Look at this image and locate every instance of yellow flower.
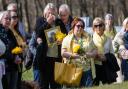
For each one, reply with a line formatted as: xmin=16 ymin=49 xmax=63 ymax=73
xmin=12 ymin=47 xmax=23 ymax=54
xmin=73 ymin=44 xmax=80 ymax=53
xmin=55 ymin=31 xmax=66 ymax=41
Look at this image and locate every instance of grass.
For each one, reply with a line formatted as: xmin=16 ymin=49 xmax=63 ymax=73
xmin=22 ymin=68 xmax=128 ymax=89
xmin=22 ymin=68 xmax=33 ymax=81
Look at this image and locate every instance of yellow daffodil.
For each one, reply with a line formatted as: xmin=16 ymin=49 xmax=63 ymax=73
xmin=12 ymin=47 xmax=23 ymax=54
xmin=55 ymin=31 xmax=66 ymax=41
xmin=73 ymin=44 xmax=80 ymax=53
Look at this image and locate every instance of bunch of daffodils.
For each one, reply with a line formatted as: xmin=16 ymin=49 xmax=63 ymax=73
xmin=12 ymin=47 xmax=23 ymax=54
xmin=55 ymin=31 xmax=66 ymax=41
xmin=73 ymin=44 xmax=85 ymax=55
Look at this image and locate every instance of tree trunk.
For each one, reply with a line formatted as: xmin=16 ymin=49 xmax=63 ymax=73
xmin=24 ymin=0 xmax=30 ymax=32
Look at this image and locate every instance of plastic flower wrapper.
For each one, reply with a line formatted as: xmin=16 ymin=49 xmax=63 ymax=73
xmin=55 ymin=31 xmax=66 ymax=41
xmin=12 ymin=47 xmax=23 ymax=54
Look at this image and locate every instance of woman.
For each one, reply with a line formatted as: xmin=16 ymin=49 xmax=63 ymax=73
xmin=113 ymin=17 xmax=128 ymax=81
xmin=61 ymin=17 xmax=97 ymax=87
xmin=10 ymin=11 xmax=26 ymax=89
xmin=92 ymin=17 xmax=118 ymax=85
xmin=35 ymin=3 xmax=66 ymax=89
xmin=104 ymin=14 xmax=116 ymax=40
xmin=0 ymin=11 xmax=19 ymax=89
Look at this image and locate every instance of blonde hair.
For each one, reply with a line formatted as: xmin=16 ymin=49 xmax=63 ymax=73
xmin=59 ymin=4 xmax=70 ymax=14
xmin=92 ymin=17 xmax=105 ymax=31
xmin=122 ymin=17 xmax=128 ymax=30
xmin=43 ymin=3 xmax=57 ymax=18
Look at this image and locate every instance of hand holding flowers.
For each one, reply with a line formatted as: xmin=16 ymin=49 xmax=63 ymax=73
xmin=73 ymin=44 xmax=85 ymax=55
xmin=12 ymin=47 xmax=23 ymax=54
xmin=55 ymin=31 xmax=66 ymax=45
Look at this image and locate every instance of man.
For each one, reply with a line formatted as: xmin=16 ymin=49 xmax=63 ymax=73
xmin=58 ymin=4 xmax=73 ymax=34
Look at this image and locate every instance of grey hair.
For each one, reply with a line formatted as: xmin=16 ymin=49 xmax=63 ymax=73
xmin=105 ymin=13 xmax=113 ymax=20
xmin=59 ymin=4 xmax=70 ymax=14
xmin=43 ymin=3 xmax=57 ymax=18
xmin=0 ymin=11 xmax=10 ymax=23
xmin=7 ymin=3 xmax=17 ymax=10
xmin=122 ymin=17 xmax=128 ymax=30
xmin=0 ymin=11 xmax=4 ymax=22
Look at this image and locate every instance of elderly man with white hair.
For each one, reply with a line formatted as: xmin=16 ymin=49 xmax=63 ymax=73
xmin=58 ymin=4 xmax=73 ymax=34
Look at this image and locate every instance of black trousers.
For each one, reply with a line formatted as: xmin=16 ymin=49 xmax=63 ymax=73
xmin=39 ymin=57 xmax=61 ymax=89
xmin=93 ymin=64 xmax=107 ymax=85
xmin=2 ymin=75 xmax=9 ymax=89
xmin=17 ymin=64 xmax=23 ymax=89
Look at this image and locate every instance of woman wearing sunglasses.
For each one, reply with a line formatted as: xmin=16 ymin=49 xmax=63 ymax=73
xmin=92 ymin=17 xmax=118 ymax=85
xmin=10 ymin=11 xmax=27 ymax=89
xmin=62 ymin=17 xmax=97 ymax=87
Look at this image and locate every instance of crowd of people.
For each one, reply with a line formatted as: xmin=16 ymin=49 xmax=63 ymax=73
xmin=0 ymin=2 xmax=128 ymax=89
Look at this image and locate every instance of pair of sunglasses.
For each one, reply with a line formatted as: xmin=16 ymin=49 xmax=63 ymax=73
xmin=94 ymin=24 xmax=103 ymax=28
xmin=11 ymin=16 xmax=18 ymax=19
xmin=75 ymin=25 xmax=84 ymax=29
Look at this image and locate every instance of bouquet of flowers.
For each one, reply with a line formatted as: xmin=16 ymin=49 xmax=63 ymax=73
xmin=73 ymin=44 xmax=89 ymax=65
xmin=73 ymin=44 xmax=85 ymax=55
xmin=12 ymin=47 xmax=23 ymax=54
xmin=55 ymin=31 xmax=66 ymax=41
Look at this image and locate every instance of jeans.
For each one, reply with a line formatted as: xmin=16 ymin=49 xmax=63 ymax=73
xmin=33 ymin=69 xmax=41 ymax=85
xmin=6 ymin=71 xmax=18 ymax=89
xmin=121 ymin=59 xmax=128 ymax=80
xmin=80 ymin=70 xmax=93 ymax=87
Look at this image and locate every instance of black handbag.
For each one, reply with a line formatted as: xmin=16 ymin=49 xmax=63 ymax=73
xmin=24 ymin=49 xmax=33 ymax=70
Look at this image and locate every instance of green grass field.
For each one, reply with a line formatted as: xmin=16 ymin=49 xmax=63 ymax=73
xmin=22 ymin=68 xmax=128 ymax=89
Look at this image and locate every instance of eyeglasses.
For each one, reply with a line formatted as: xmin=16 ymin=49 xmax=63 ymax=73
xmin=59 ymin=14 xmax=67 ymax=17
xmin=11 ymin=16 xmax=18 ymax=19
xmin=75 ymin=25 xmax=84 ymax=29
xmin=94 ymin=24 xmax=104 ymax=28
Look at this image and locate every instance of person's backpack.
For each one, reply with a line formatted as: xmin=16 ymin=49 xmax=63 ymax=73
xmin=24 ymin=49 xmax=33 ymax=70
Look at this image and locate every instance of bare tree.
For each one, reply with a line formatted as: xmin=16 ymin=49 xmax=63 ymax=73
xmin=1 ymin=0 xmax=128 ymax=32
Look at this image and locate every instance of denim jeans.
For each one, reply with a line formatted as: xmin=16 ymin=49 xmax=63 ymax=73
xmin=6 ymin=71 xmax=18 ymax=89
xmin=121 ymin=59 xmax=128 ymax=80
xmin=80 ymin=70 xmax=93 ymax=87
xmin=33 ymin=69 xmax=41 ymax=85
